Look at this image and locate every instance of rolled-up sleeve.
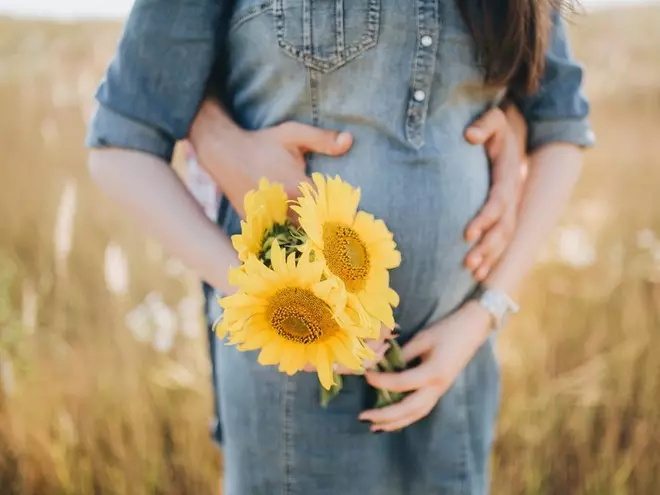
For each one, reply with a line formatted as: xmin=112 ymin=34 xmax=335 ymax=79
xmin=86 ymin=0 xmax=229 ymax=163
xmin=515 ymin=11 xmax=596 ymax=153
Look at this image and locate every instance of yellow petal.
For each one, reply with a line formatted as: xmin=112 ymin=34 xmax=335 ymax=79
xmin=258 ymin=340 xmax=282 ymax=366
xmin=388 ymin=288 xmax=400 ymax=308
xmin=329 ymin=336 xmax=362 ymax=370
xmin=359 ymin=292 xmax=395 ymax=329
xmin=270 ymin=240 xmax=287 ymax=274
xmin=315 ymin=345 xmax=335 ymax=390
xmin=219 ymin=293 xmax=266 ymax=310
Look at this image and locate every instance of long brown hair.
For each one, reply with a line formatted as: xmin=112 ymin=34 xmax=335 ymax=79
xmin=457 ymin=0 xmax=565 ymax=96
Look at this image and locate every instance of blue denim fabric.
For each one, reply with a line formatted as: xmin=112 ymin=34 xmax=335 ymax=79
xmin=87 ymin=1 xmax=594 ymax=493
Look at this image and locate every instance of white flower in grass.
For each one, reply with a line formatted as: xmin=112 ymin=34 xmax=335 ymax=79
xmin=53 ymin=179 xmax=77 ymax=274
xmin=104 ymin=242 xmax=129 ymax=296
xmin=177 ymin=296 xmax=201 ymax=339
xmin=124 ymin=304 xmax=152 ymax=343
xmin=146 ymin=293 xmax=177 ymax=353
xmin=22 ymin=279 xmax=37 ymax=334
xmin=557 ymin=225 xmax=597 ymax=269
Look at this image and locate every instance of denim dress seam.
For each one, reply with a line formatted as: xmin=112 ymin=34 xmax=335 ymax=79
xmin=307 ymin=68 xmax=319 ymax=176
xmin=281 ymin=375 xmax=297 ymax=495
xmin=454 ymin=372 xmax=472 ymax=494
xmin=335 ymin=0 xmax=345 ymax=56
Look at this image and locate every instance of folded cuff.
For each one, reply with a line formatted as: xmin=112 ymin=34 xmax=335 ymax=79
xmin=85 ymin=104 xmax=176 ymax=163
xmin=528 ymin=118 xmax=596 ymax=153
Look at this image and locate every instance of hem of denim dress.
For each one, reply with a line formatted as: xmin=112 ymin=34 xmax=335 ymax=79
xmin=527 ymin=118 xmax=596 ymax=153
xmin=85 ymin=104 xmax=176 ymax=163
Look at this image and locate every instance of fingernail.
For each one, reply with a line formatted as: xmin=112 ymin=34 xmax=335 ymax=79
xmin=467 ymin=255 xmax=482 ymax=269
xmin=336 ymin=132 xmax=352 ymax=146
xmin=466 ymin=230 xmax=480 ymax=242
xmin=468 ymin=127 xmax=484 ymax=141
xmin=371 ymin=429 xmax=383 ymax=435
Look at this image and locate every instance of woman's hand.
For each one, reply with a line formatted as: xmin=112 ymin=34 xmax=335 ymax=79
xmin=358 ymin=301 xmax=491 ymax=432
xmin=189 ymin=99 xmax=353 ymax=218
xmin=464 ymin=105 xmax=528 ymax=281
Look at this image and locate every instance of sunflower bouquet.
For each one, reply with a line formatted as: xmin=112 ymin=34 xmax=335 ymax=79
xmin=214 ymin=174 xmax=405 ymax=407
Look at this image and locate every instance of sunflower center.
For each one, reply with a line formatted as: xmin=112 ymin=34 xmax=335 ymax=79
xmin=268 ymin=287 xmax=339 ymax=344
xmin=322 ymin=222 xmax=370 ymax=292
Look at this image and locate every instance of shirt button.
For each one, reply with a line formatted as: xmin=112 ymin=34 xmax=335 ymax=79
xmin=413 ymin=90 xmax=426 ymax=102
xmin=421 ymin=35 xmax=433 ymax=47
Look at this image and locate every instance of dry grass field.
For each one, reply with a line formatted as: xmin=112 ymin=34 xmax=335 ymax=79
xmin=0 ymin=5 xmax=659 ymax=494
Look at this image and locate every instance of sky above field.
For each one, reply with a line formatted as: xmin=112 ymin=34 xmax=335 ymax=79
xmin=0 ymin=0 xmax=657 ymax=19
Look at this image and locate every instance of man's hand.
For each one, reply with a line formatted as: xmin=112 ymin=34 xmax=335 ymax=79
xmin=188 ymin=99 xmax=353 ymax=218
xmin=464 ymin=105 xmax=528 ymax=281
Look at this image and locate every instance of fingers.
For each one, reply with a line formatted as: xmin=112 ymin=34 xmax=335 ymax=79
xmin=464 ymin=107 xmax=507 ymax=148
xmin=364 ymin=360 xmax=435 ymax=393
xmin=470 ymin=222 xmax=510 ymax=281
xmin=273 ymin=121 xmax=353 ymax=156
xmin=361 ymin=341 xmax=392 ymax=370
xmin=400 ymin=330 xmax=435 ymax=363
xmin=465 ymin=187 xmax=505 ymax=244
xmin=358 ymin=387 xmax=440 ymax=432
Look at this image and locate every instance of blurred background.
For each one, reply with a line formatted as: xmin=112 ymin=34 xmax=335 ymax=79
xmin=0 ymin=0 xmax=659 ymax=493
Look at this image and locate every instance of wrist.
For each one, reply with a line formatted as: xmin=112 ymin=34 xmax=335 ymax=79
xmin=188 ymin=100 xmax=250 ymax=173
xmin=463 ymin=300 xmax=493 ymax=341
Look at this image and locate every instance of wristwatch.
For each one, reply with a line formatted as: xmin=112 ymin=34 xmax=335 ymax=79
xmin=472 ymin=284 xmax=519 ymax=332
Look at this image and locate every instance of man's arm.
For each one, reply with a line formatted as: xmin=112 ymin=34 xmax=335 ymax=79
xmin=86 ymin=0 xmax=230 ymax=162
xmin=89 ymin=149 xmax=239 ymax=294
xmin=86 ymin=0 xmax=237 ymax=293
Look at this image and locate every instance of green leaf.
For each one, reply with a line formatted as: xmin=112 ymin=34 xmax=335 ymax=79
xmin=320 ymin=372 xmax=343 ymax=408
xmin=385 ymin=339 xmax=406 ymax=370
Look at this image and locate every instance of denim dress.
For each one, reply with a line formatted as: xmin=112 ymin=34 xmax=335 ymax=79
xmin=87 ymin=1 xmax=594 ymax=493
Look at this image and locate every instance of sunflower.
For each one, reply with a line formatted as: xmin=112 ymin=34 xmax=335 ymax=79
xmin=215 ymin=241 xmax=374 ymax=390
xmin=292 ymin=174 xmax=401 ymax=336
xmin=231 ymin=178 xmax=289 ymax=262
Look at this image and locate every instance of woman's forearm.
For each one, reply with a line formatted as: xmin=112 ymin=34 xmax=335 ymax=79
xmin=485 ymin=143 xmax=583 ymax=294
xmin=88 ymin=148 xmax=239 ymax=294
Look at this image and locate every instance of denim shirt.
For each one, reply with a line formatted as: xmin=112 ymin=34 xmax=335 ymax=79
xmin=87 ymin=0 xmax=594 ymax=325
xmin=88 ymin=0 xmax=593 ymax=157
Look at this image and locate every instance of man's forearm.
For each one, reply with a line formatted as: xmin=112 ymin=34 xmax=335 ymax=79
xmin=188 ymin=100 xmax=256 ymax=215
xmin=485 ymin=143 xmax=583 ymax=294
xmin=88 ymin=148 xmax=239 ymax=294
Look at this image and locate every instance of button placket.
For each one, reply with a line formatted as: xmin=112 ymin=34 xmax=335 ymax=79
xmin=405 ymin=0 xmax=439 ymax=149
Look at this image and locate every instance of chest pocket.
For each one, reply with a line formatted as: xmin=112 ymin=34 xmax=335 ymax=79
xmin=274 ymin=0 xmax=381 ymax=73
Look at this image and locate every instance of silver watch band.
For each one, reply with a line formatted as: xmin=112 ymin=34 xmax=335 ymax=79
xmin=473 ymin=284 xmax=519 ymax=331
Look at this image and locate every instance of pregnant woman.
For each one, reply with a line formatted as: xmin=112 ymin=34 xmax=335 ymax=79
xmin=86 ymin=0 xmax=593 ymax=493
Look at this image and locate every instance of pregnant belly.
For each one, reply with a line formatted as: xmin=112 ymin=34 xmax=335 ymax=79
xmin=308 ymin=139 xmax=490 ymax=333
